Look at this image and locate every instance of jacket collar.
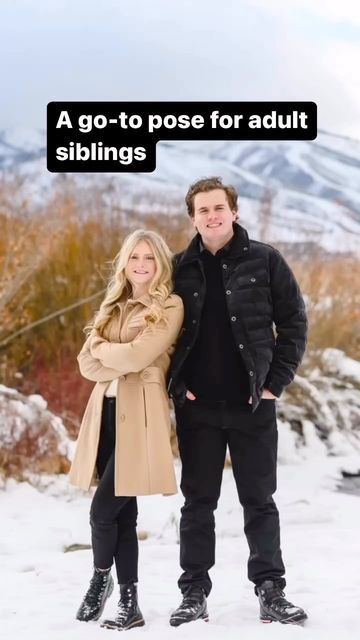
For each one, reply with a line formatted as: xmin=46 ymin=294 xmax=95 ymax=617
xmin=116 ymin=292 xmax=153 ymax=309
xmin=178 ymin=222 xmax=250 ymax=266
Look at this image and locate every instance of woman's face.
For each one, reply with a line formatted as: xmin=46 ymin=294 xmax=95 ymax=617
xmin=125 ymin=240 xmax=156 ymax=291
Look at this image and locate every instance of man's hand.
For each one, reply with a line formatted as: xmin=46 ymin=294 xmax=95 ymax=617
xmin=248 ymin=388 xmax=278 ymax=404
xmin=186 ymin=390 xmax=196 ymax=400
xmin=261 ymin=388 xmax=278 ymax=399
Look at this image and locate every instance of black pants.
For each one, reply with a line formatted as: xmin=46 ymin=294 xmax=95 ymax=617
xmin=175 ymin=398 xmax=285 ymax=596
xmin=90 ymin=397 xmax=138 ymax=585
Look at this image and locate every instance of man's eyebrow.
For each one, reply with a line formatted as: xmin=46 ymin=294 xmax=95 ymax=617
xmin=198 ymin=204 xmax=225 ymax=211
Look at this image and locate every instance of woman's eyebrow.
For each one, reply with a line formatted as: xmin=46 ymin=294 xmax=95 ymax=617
xmin=130 ymin=253 xmax=154 ymax=257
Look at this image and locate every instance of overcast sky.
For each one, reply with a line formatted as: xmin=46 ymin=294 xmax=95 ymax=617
xmin=1 ymin=0 xmax=359 ymax=139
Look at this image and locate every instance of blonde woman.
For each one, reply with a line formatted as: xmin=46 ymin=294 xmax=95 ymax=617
xmin=69 ymin=230 xmax=183 ymax=630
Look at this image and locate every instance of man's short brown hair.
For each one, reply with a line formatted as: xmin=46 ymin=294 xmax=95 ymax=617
xmin=185 ymin=176 xmax=238 ymax=217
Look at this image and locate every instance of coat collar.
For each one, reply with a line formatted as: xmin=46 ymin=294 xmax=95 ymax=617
xmin=128 ymin=293 xmax=153 ymax=307
xmin=178 ymin=223 xmax=250 ymax=267
xmin=116 ymin=292 xmax=153 ymax=309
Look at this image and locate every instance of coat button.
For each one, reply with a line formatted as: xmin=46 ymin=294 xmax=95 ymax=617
xmin=142 ymin=371 xmax=149 ymax=379
xmin=250 ymin=277 xmax=256 ymax=283
xmin=193 ymin=292 xmax=199 ymax=297
xmin=192 ymin=319 xmax=197 ymax=324
xmin=222 ymin=263 xmax=228 ymax=269
xmin=249 ymin=371 xmax=254 ymax=376
xmin=119 ymin=375 xmax=126 ymax=382
xmin=231 ymin=316 xmax=237 ymax=322
xmin=119 ymin=414 xmax=125 ymax=421
xmin=243 ymin=247 xmax=248 ymax=251
xmin=239 ymin=344 xmax=244 ymax=349
xmin=226 ymin=290 xmax=231 ymax=295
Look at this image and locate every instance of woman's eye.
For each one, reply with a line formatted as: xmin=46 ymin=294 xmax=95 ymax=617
xmin=146 ymin=256 xmax=155 ymax=260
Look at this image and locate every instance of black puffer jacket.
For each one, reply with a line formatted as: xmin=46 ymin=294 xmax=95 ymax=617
xmin=168 ymin=223 xmax=308 ymax=412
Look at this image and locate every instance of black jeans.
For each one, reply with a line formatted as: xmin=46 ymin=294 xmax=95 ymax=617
xmin=90 ymin=397 xmax=138 ymax=584
xmin=175 ymin=398 xmax=285 ymax=596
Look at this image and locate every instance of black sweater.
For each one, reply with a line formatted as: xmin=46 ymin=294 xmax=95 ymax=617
xmin=183 ymin=243 xmax=250 ymax=405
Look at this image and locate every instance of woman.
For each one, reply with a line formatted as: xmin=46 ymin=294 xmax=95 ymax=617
xmin=69 ymin=229 xmax=183 ymax=630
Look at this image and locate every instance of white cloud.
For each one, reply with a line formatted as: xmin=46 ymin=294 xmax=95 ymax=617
xmin=252 ymin=0 xmax=360 ymax=26
xmin=322 ymin=40 xmax=360 ymax=137
xmin=0 ymin=0 xmax=359 ymax=139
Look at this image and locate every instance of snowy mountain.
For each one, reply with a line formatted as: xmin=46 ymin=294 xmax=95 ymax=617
xmin=1 ymin=128 xmax=360 ymax=254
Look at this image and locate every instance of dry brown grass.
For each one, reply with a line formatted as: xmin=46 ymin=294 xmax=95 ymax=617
xmin=292 ymin=256 xmax=360 ymax=360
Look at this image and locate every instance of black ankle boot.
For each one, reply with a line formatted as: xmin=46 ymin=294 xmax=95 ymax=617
xmin=101 ymin=582 xmax=145 ymax=630
xmin=256 ymin=580 xmax=308 ymax=625
xmin=76 ymin=566 xmax=114 ymax=622
xmin=169 ymin=585 xmax=209 ymax=627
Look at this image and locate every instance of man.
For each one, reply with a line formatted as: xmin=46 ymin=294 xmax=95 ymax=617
xmin=167 ymin=176 xmax=308 ymax=627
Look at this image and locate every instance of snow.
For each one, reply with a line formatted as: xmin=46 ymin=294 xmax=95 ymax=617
xmin=28 ymin=394 xmax=48 ymax=410
xmin=2 ymin=446 xmax=360 ymax=639
xmin=0 ymin=127 xmax=44 ymax=152
xmin=0 ymin=385 xmax=72 ymax=459
xmin=321 ymin=348 xmax=360 ymax=383
xmin=0 ymin=385 xmax=17 ymax=395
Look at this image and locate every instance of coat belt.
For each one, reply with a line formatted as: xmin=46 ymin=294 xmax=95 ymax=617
xmin=118 ymin=366 xmax=165 ymax=385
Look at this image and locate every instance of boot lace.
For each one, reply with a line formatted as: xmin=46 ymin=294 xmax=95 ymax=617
xmin=86 ymin=571 xmax=109 ymax=608
xmin=179 ymin=588 xmax=204 ymax=615
xmin=265 ymin=586 xmax=295 ymax=612
xmin=115 ymin=586 xmax=134 ymax=623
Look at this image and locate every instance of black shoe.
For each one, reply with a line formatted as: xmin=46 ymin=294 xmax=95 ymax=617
xmin=76 ymin=567 xmax=114 ymax=622
xmin=169 ymin=586 xmax=209 ymax=627
xmin=101 ymin=582 xmax=145 ymax=630
xmin=257 ymin=580 xmax=308 ymax=626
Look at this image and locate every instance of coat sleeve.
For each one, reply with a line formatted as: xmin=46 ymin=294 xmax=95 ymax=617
xmin=89 ymin=296 xmax=184 ymax=374
xmin=77 ymin=335 xmax=124 ymax=382
xmin=264 ymin=249 xmax=308 ymax=397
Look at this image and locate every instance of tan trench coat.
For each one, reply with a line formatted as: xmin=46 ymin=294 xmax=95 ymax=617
xmin=69 ymin=293 xmax=184 ymax=496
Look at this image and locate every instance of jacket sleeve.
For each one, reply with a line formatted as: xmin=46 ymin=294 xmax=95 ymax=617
xmin=264 ymin=249 xmax=308 ymax=397
xmin=89 ymin=296 xmax=184 ymax=374
xmin=77 ymin=335 xmax=124 ymax=382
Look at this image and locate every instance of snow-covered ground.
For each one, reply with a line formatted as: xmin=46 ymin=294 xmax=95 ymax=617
xmin=2 ymin=441 xmax=360 ymax=640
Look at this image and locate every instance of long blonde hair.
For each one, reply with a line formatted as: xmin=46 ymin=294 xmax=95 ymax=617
xmin=86 ymin=229 xmax=174 ymax=336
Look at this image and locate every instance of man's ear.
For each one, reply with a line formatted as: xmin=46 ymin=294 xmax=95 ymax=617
xmin=190 ymin=216 xmax=197 ymax=229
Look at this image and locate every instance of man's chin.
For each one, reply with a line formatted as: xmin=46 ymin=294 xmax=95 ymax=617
xmin=202 ymin=229 xmax=228 ymax=243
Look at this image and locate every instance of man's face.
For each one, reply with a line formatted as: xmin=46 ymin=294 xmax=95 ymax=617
xmin=191 ymin=189 xmax=237 ymax=244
